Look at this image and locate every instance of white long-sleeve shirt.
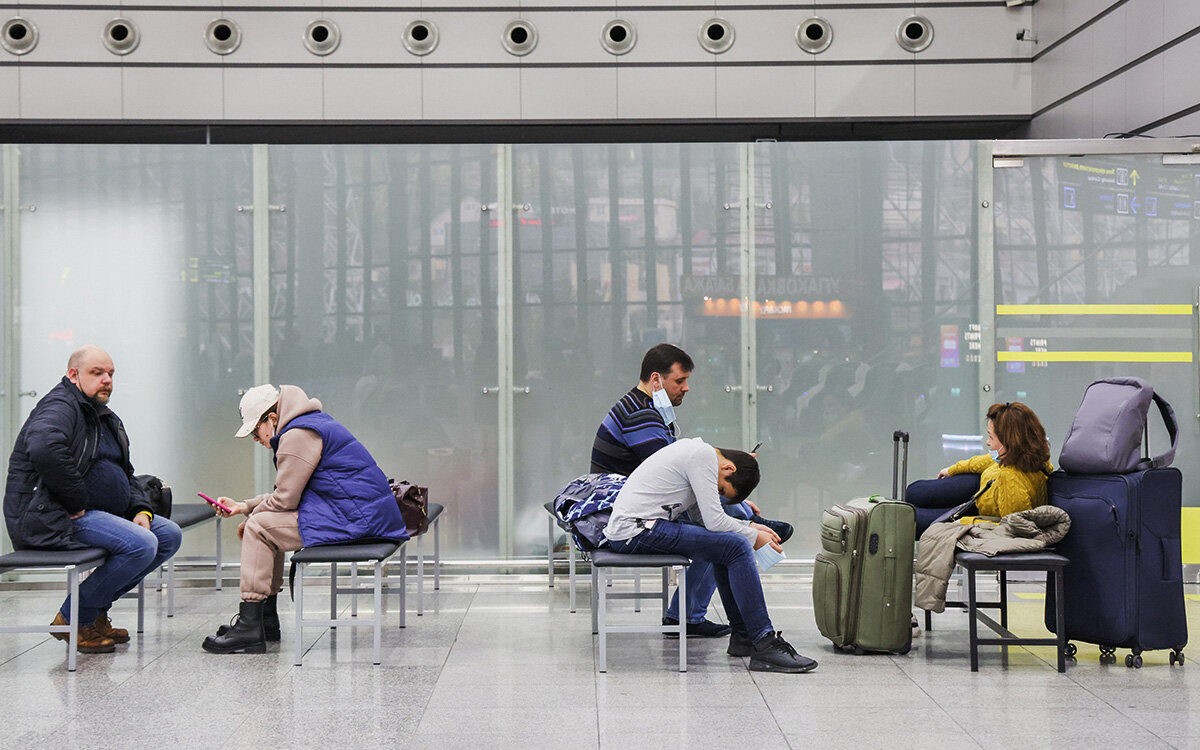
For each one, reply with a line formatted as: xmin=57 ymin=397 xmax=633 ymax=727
xmin=604 ymin=437 xmax=757 ymax=545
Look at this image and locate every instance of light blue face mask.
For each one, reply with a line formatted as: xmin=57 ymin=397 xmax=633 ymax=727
xmin=651 ymin=381 xmax=677 ymax=427
xmin=988 ymin=449 xmax=1000 ymax=461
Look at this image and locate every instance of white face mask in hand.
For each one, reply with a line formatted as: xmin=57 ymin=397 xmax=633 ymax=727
xmin=651 ymin=377 xmax=677 ymax=427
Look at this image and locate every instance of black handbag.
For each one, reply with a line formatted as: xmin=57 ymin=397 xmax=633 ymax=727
xmin=134 ymin=474 xmax=173 ymax=518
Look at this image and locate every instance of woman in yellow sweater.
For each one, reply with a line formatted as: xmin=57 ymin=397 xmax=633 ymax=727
xmin=938 ymin=402 xmax=1054 ymax=518
xmin=907 ymin=402 xmax=1053 ymax=535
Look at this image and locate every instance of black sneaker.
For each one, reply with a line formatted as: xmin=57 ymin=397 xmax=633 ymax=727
xmin=748 ymin=631 xmax=818 ymax=673
xmin=750 ymin=515 xmax=794 ymax=544
xmin=662 ymin=617 xmax=733 ymax=639
xmin=727 ymin=631 xmax=754 ymax=657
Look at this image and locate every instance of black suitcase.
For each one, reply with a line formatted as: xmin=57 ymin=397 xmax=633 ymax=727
xmin=1045 ymin=467 xmax=1187 ymax=667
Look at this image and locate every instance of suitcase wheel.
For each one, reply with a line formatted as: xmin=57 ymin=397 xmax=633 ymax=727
xmin=1125 ymin=653 xmax=1143 ymax=669
xmin=897 ymin=632 xmax=913 ymax=656
xmin=1170 ymin=649 xmax=1185 ymax=666
xmin=1065 ymin=642 xmax=1078 ymax=659
xmin=1099 ymin=647 xmax=1117 ymax=665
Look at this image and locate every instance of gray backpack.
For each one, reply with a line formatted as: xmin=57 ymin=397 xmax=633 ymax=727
xmin=1058 ymin=377 xmax=1178 ymax=474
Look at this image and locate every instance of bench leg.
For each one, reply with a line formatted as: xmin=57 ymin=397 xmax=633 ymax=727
xmin=591 ymin=565 xmax=599 ymax=635
xmin=633 ymin=570 xmax=641 ymax=613
xmin=661 ymin=569 xmax=669 ymax=613
xmin=417 ymin=534 xmax=425 ymax=616
xmin=167 ymin=557 xmax=175 ymax=618
xmin=597 ymin=567 xmax=608 ymax=673
xmin=434 ymin=518 xmax=441 ymax=591
xmin=398 ymin=546 xmax=407 ymax=629
xmin=137 ymin=580 xmax=145 ymax=634
xmin=999 ymin=570 xmax=1008 ymax=630
xmin=329 ymin=562 xmax=338 ymax=629
xmin=67 ymin=565 xmax=80 ymax=672
xmin=215 ymin=516 xmax=223 ymax=591
xmin=568 ymin=542 xmax=577 ymax=613
xmin=547 ymin=514 xmax=555 ymax=589
xmin=373 ymin=559 xmax=383 ymax=666
xmin=294 ymin=562 xmax=305 ymax=666
xmin=351 ymin=563 xmax=359 ymax=618
xmin=967 ymin=566 xmax=979 ymax=672
xmin=1054 ymin=568 xmax=1067 ymax=673
xmin=677 ymin=566 xmax=687 ymax=672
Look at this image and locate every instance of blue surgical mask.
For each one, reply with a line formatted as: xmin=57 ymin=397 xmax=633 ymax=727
xmin=651 ymin=383 xmax=677 ymax=427
xmin=988 ymin=449 xmax=1000 ymax=461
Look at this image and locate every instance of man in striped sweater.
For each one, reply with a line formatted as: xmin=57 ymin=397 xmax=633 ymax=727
xmin=591 ymin=344 xmax=792 ymax=637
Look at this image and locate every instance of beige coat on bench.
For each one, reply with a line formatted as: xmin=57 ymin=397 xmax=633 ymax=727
xmin=914 ymin=506 xmax=1071 ymax=613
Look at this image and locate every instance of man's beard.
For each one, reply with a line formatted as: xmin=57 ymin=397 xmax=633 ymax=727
xmin=88 ymin=390 xmax=112 ymax=406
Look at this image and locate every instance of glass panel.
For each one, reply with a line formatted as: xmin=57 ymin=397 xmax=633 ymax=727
xmin=753 ymin=141 xmax=981 ymax=557
xmin=18 ymin=144 xmax=255 ymax=558
xmin=993 ymin=152 xmax=1200 ymax=481
xmin=510 ymin=143 xmax=741 ymax=557
xmin=268 ymin=145 xmax=499 ymax=558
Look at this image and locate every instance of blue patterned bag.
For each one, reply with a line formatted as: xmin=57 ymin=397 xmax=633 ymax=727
xmin=552 ymin=473 xmax=627 ymax=551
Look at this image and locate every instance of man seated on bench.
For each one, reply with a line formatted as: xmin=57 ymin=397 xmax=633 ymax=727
xmin=592 ymin=343 xmax=793 ymax=638
xmin=603 ymin=437 xmax=817 ymax=673
xmin=201 ymin=383 xmax=408 ymax=654
xmin=3 ymin=345 xmax=182 ymax=653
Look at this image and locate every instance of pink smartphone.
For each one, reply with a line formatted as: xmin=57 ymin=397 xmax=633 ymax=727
xmin=198 ymin=492 xmax=234 ymax=514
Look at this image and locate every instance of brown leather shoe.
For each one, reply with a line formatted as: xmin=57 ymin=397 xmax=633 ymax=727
xmin=49 ymin=613 xmax=115 ymax=653
xmin=93 ymin=615 xmax=130 ymax=644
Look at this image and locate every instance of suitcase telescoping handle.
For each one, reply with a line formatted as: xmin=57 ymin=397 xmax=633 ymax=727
xmin=892 ymin=430 xmax=910 ymax=502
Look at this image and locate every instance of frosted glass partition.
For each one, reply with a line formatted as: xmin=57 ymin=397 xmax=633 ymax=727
xmin=509 ymin=144 xmax=744 ymax=557
xmin=20 ymin=140 xmax=1198 ymax=562
xmin=751 ymin=142 xmax=982 ymax=550
xmin=993 ymin=153 xmax=1200 ymax=491
xmin=267 ymin=145 xmax=500 ymax=558
xmin=17 ymin=144 xmax=256 ymax=557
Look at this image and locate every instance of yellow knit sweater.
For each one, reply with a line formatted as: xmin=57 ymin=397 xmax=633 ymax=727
xmin=946 ymin=454 xmax=1055 ymax=518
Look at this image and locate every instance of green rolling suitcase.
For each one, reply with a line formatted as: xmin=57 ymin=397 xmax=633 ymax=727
xmin=812 ymin=430 xmax=915 ymax=654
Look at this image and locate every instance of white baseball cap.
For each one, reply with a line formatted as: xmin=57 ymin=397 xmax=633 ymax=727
xmin=235 ymin=384 xmax=280 ymax=438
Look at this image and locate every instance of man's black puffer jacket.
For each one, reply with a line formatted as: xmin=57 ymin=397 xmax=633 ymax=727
xmin=3 ymin=376 xmax=150 ymax=549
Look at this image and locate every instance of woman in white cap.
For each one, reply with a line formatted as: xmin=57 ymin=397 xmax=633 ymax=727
xmin=201 ymin=383 xmax=408 ymax=654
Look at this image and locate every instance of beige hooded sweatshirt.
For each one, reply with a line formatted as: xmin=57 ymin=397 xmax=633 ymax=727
xmin=243 ymin=385 xmax=325 ymax=515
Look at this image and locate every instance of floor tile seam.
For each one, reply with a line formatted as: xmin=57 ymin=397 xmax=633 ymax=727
xmin=0 ymin=634 xmax=54 ymax=669
xmin=901 ymin=658 xmax=983 ymax=746
xmin=1101 ymin=682 xmax=1182 ymax=746
xmin=410 ymin=583 xmax=479 ymax=750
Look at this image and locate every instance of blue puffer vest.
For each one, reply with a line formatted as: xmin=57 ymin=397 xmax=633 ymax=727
xmin=272 ymin=411 xmax=409 ymax=546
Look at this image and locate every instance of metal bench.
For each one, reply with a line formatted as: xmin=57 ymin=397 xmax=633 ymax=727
xmin=291 ymin=540 xmax=405 ymax=666
xmin=0 ymin=547 xmax=145 ymax=671
xmin=930 ymin=550 xmax=1070 ymax=672
xmin=544 ymin=500 xmax=582 ymax=612
xmin=589 ymin=548 xmax=689 ymax=672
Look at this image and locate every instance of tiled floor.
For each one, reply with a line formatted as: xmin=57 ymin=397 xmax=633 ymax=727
xmin=1 ymin=573 xmax=1197 ymax=749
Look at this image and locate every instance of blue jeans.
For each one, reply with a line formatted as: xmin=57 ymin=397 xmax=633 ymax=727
xmin=60 ymin=511 xmax=182 ymax=624
xmin=664 ymin=501 xmax=753 ymax=623
xmin=612 ymin=519 xmax=773 ymax=642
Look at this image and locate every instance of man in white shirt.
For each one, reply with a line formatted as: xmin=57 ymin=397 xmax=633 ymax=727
xmin=604 ymin=437 xmax=817 ymax=673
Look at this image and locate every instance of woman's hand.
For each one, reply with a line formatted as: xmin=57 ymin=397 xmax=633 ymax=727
xmin=215 ymin=498 xmax=248 ymax=518
xmin=750 ymin=523 xmax=782 ymax=552
xmin=937 ymin=467 xmax=950 ymax=479
xmin=746 ymin=500 xmax=761 ymax=515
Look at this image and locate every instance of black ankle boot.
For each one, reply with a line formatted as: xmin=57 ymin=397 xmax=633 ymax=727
xmin=216 ymin=594 xmax=281 ymax=642
xmin=202 ymin=600 xmax=267 ymax=654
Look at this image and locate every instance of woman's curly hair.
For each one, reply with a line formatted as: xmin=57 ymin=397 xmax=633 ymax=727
xmin=987 ymin=401 xmax=1050 ymax=473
